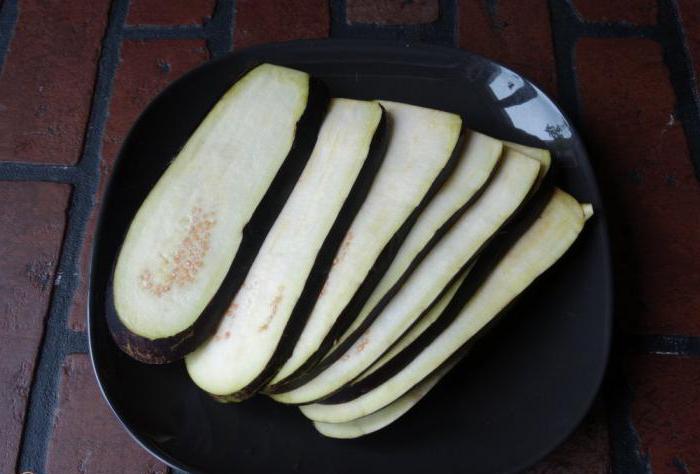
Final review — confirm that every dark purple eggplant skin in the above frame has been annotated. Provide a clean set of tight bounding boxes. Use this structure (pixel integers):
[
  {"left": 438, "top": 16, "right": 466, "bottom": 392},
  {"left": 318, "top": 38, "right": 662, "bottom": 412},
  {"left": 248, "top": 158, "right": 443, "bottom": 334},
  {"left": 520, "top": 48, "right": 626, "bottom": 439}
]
[
  {"left": 216, "top": 107, "right": 391, "bottom": 401},
  {"left": 106, "top": 75, "right": 329, "bottom": 365},
  {"left": 317, "top": 190, "right": 560, "bottom": 405},
  {"left": 265, "top": 143, "right": 557, "bottom": 394},
  {"left": 265, "top": 125, "right": 468, "bottom": 394},
  {"left": 272, "top": 160, "right": 555, "bottom": 402}
]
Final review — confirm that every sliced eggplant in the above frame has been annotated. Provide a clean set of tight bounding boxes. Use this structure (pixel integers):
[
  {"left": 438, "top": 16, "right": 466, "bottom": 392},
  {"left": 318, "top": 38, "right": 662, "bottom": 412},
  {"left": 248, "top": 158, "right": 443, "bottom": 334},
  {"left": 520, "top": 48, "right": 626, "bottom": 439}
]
[
  {"left": 321, "top": 192, "right": 558, "bottom": 407},
  {"left": 332, "top": 134, "right": 503, "bottom": 345},
  {"left": 109, "top": 64, "right": 328, "bottom": 363},
  {"left": 300, "top": 188, "right": 592, "bottom": 423},
  {"left": 358, "top": 145, "right": 550, "bottom": 380},
  {"left": 185, "top": 99, "right": 387, "bottom": 399},
  {"left": 312, "top": 358, "right": 458, "bottom": 438},
  {"left": 265, "top": 101, "right": 463, "bottom": 390},
  {"left": 271, "top": 150, "right": 540, "bottom": 404},
  {"left": 503, "top": 140, "right": 551, "bottom": 181},
  {"left": 358, "top": 271, "right": 468, "bottom": 380},
  {"left": 268, "top": 130, "right": 500, "bottom": 388}
]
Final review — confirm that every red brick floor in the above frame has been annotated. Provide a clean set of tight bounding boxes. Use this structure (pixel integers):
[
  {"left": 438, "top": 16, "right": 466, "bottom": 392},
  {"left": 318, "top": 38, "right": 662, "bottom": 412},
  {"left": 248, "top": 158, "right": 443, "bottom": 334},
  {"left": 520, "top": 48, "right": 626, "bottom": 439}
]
[
  {"left": 127, "top": 0, "right": 215, "bottom": 26},
  {"left": 1, "top": 1, "right": 699, "bottom": 473},
  {"left": 346, "top": 0, "right": 440, "bottom": 25},
  {"left": 0, "top": 0, "right": 110, "bottom": 164},
  {"left": 573, "top": 0, "right": 657, "bottom": 25},
  {"left": 577, "top": 37, "right": 700, "bottom": 336},
  {"left": 0, "top": 182, "right": 71, "bottom": 473},
  {"left": 233, "top": 0, "right": 330, "bottom": 49}
]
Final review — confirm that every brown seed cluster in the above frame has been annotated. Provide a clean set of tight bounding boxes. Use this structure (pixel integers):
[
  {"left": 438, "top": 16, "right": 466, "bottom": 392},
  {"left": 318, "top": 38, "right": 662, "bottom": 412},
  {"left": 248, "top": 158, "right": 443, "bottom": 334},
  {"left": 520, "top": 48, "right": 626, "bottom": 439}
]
[
  {"left": 332, "top": 230, "right": 354, "bottom": 267},
  {"left": 340, "top": 328, "right": 371, "bottom": 362},
  {"left": 355, "top": 332, "right": 370, "bottom": 353},
  {"left": 214, "top": 330, "right": 232, "bottom": 342},
  {"left": 139, "top": 206, "right": 216, "bottom": 297},
  {"left": 225, "top": 302, "right": 239, "bottom": 317},
  {"left": 259, "top": 285, "right": 285, "bottom": 332}
]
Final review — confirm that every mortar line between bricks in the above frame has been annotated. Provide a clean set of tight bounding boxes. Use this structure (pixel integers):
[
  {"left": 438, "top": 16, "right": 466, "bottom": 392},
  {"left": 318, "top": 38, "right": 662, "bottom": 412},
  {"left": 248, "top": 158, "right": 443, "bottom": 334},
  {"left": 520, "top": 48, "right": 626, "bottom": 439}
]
[
  {"left": 631, "top": 334, "right": 700, "bottom": 357},
  {"left": 66, "top": 326, "right": 90, "bottom": 355},
  {"left": 15, "top": 0, "right": 130, "bottom": 471},
  {"left": 0, "top": 0, "right": 18, "bottom": 75},
  {"left": 206, "top": 0, "right": 235, "bottom": 57},
  {"left": 329, "top": 0, "right": 457, "bottom": 46},
  {"left": 658, "top": 0, "right": 700, "bottom": 180},
  {"left": 16, "top": 184, "right": 96, "bottom": 473},
  {"left": 123, "top": 24, "right": 206, "bottom": 40},
  {"left": 548, "top": 0, "right": 582, "bottom": 121},
  {"left": 328, "top": 0, "right": 345, "bottom": 37},
  {"left": 579, "top": 22, "right": 660, "bottom": 40},
  {"left": 443, "top": 0, "right": 458, "bottom": 47},
  {"left": 483, "top": 0, "right": 498, "bottom": 28},
  {"left": 0, "top": 162, "right": 81, "bottom": 183}
]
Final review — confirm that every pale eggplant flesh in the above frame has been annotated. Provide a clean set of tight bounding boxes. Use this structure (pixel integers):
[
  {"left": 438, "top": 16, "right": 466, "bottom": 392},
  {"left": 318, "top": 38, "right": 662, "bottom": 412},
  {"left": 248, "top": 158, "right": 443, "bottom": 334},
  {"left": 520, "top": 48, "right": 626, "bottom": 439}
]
[
  {"left": 300, "top": 188, "right": 592, "bottom": 423},
  {"left": 185, "top": 99, "right": 388, "bottom": 399},
  {"left": 312, "top": 357, "right": 459, "bottom": 439},
  {"left": 358, "top": 144, "right": 549, "bottom": 380},
  {"left": 266, "top": 131, "right": 503, "bottom": 390},
  {"left": 503, "top": 140, "right": 552, "bottom": 181},
  {"left": 271, "top": 149, "right": 541, "bottom": 404},
  {"left": 266, "top": 101, "right": 464, "bottom": 391},
  {"left": 358, "top": 271, "right": 468, "bottom": 380},
  {"left": 108, "top": 64, "right": 328, "bottom": 364},
  {"left": 330, "top": 135, "right": 506, "bottom": 352},
  {"left": 273, "top": 143, "right": 549, "bottom": 396}
]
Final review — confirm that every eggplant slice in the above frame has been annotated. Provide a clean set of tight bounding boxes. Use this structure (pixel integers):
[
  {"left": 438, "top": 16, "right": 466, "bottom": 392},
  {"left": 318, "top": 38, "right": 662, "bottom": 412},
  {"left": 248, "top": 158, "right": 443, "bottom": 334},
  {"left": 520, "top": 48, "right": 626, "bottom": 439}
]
[
  {"left": 109, "top": 64, "right": 328, "bottom": 363},
  {"left": 331, "top": 134, "right": 503, "bottom": 350},
  {"left": 268, "top": 131, "right": 501, "bottom": 388},
  {"left": 266, "top": 101, "right": 463, "bottom": 390},
  {"left": 185, "top": 99, "right": 387, "bottom": 399},
  {"left": 358, "top": 144, "right": 550, "bottom": 380},
  {"left": 504, "top": 140, "right": 551, "bottom": 181},
  {"left": 359, "top": 271, "right": 468, "bottom": 380},
  {"left": 300, "top": 188, "right": 592, "bottom": 423},
  {"left": 271, "top": 149, "right": 541, "bottom": 404},
  {"left": 312, "top": 358, "right": 459, "bottom": 439}
]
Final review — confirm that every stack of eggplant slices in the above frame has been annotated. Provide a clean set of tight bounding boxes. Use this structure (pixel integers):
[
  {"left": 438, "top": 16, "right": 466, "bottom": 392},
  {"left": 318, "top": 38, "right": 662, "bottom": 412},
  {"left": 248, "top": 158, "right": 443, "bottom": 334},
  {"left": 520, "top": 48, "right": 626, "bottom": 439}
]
[{"left": 108, "top": 64, "right": 593, "bottom": 439}]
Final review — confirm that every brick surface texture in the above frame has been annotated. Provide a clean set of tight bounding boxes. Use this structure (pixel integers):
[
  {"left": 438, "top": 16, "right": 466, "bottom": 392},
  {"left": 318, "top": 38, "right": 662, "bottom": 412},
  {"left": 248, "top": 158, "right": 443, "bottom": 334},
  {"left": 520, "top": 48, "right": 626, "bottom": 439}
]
[
  {"left": 577, "top": 38, "right": 700, "bottom": 336},
  {"left": 69, "top": 39, "right": 210, "bottom": 331},
  {"left": 233, "top": 0, "right": 330, "bottom": 49},
  {"left": 458, "top": 0, "right": 557, "bottom": 96},
  {"left": 46, "top": 355, "right": 168, "bottom": 473},
  {"left": 628, "top": 355, "right": 700, "bottom": 473},
  {"left": 127, "top": 0, "right": 215, "bottom": 25},
  {"left": 0, "top": 0, "right": 110, "bottom": 165},
  {"left": 527, "top": 402, "right": 610, "bottom": 473},
  {"left": 573, "top": 0, "right": 657, "bottom": 25},
  {"left": 0, "top": 182, "right": 70, "bottom": 473},
  {"left": 346, "top": 0, "right": 440, "bottom": 25}
]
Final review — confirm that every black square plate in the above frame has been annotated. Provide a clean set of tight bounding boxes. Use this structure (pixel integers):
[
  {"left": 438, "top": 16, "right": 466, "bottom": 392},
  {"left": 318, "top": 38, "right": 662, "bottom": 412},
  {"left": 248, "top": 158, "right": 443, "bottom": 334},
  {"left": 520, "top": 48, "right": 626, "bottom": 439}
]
[{"left": 89, "top": 39, "right": 612, "bottom": 474}]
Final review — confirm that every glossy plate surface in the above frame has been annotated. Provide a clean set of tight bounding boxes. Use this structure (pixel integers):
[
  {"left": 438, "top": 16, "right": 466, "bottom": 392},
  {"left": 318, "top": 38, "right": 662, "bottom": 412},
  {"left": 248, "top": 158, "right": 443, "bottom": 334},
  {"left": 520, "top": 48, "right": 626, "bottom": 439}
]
[{"left": 89, "top": 39, "right": 612, "bottom": 474}]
